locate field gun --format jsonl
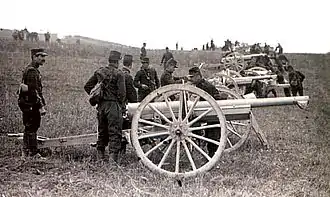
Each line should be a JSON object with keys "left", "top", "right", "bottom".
{"left": 8, "top": 84, "right": 309, "bottom": 179}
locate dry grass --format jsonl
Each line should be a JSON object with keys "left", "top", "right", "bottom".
{"left": 0, "top": 39, "right": 329, "bottom": 197}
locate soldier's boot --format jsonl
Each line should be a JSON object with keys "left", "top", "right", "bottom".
{"left": 21, "top": 149, "right": 30, "bottom": 161}
{"left": 97, "top": 149, "right": 106, "bottom": 161}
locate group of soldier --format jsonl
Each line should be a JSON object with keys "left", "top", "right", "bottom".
{"left": 18, "top": 45, "right": 226, "bottom": 163}
{"left": 17, "top": 41, "right": 304, "bottom": 164}
{"left": 12, "top": 29, "right": 51, "bottom": 43}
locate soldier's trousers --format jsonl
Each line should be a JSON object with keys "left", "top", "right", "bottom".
{"left": 291, "top": 85, "right": 303, "bottom": 96}
{"left": 284, "top": 88, "right": 291, "bottom": 97}
{"left": 205, "top": 128, "right": 220, "bottom": 157}
{"left": 23, "top": 109, "right": 41, "bottom": 156}
{"left": 96, "top": 101, "right": 123, "bottom": 154}
{"left": 138, "top": 91, "right": 152, "bottom": 102}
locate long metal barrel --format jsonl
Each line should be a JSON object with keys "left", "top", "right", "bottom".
{"left": 127, "top": 96, "right": 309, "bottom": 117}
{"left": 233, "top": 75, "right": 277, "bottom": 84}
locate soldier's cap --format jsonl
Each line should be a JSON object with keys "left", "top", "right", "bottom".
{"left": 31, "top": 48, "right": 48, "bottom": 56}
{"left": 165, "top": 58, "right": 178, "bottom": 68}
{"left": 108, "top": 50, "right": 122, "bottom": 61}
{"left": 123, "top": 54, "right": 133, "bottom": 62}
{"left": 141, "top": 57, "right": 149, "bottom": 63}
{"left": 188, "top": 66, "right": 201, "bottom": 76}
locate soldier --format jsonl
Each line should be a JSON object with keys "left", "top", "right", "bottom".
{"left": 288, "top": 65, "right": 305, "bottom": 96}
{"left": 276, "top": 66, "right": 291, "bottom": 97}
{"left": 275, "top": 43, "right": 283, "bottom": 54}
{"left": 188, "top": 67, "right": 223, "bottom": 157}
{"left": 122, "top": 55, "right": 137, "bottom": 103}
{"left": 121, "top": 54, "right": 137, "bottom": 154}
{"left": 134, "top": 57, "right": 160, "bottom": 102}
{"left": 84, "top": 50, "right": 126, "bottom": 163}
{"left": 18, "top": 48, "right": 48, "bottom": 159}
{"left": 176, "top": 42, "right": 178, "bottom": 50}
{"left": 160, "top": 47, "right": 174, "bottom": 68}
{"left": 140, "top": 43, "right": 147, "bottom": 60}
{"left": 44, "top": 32, "right": 51, "bottom": 43}
{"left": 160, "top": 58, "right": 186, "bottom": 86}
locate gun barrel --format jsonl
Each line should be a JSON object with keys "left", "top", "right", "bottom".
{"left": 127, "top": 96, "right": 309, "bottom": 118}
{"left": 233, "top": 75, "right": 277, "bottom": 85}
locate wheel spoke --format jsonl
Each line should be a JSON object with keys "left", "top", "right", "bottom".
{"left": 163, "top": 94, "right": 177, "bottom": 121}
{"left": 138, "top": 131, "right": 169, "bottom": 140}
{"left": 182, "top": 140, "right": 197, "bottom": 170}
{"left": 188, "top": 133, "right": 221, "bottom": 146}
{"left": 175, "top": 140, "right": 181, "bottom": 173}
{"left": 185, "top": 137, "right": 211, "bottom": 161}
{"left": 226, "top": 121, "right": 247, "bottom": 126}
{"left": 183, "top": 95, "right": 200, "bottom": 123}
{"left": 187, "top": 108, "right": 213, "bottom": 126}
{"left": 148, "top": 104, "right": 172, "bottom": 124}
{"left": 189, "top": 123, "right": 221, "bottom": 132}
{"left": 139, "top": 119, "right": 169, "bottom": 130}
{"left": 178, "top": 91, "right": 184, "bottom": 121}
{"left": 226, "top": 137, "right": 233, "bottom": 147}
{"left": 145, "top": 136, "right": 172, "bottom": 156}
{"left": 227, "top": 126, "right": 242, "bottom": 138}
{"left": 158, "top": 139, "right": 175, "bottom": 168}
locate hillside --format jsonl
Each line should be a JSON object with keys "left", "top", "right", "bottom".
{"left": 0, "top": 38, "right": 329, "bottom": 197}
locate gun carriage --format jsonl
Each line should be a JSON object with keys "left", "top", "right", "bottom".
{"left": 9, "top": 84, "right": 309, "bottom": 179}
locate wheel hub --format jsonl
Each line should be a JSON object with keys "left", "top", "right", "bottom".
{"left": 170, "top": 121, "right": 188, "bottom": 139}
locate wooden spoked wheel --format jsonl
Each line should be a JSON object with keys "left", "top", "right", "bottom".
{"left": 130, "top": 84, "right": 227, "bottom": 179}
{"left": 208, "top": 73, "right": 240, "bottom": 95}
{"left": 215, "top": 87, "right": 252, "bottom": 153}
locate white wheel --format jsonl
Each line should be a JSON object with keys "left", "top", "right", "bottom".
{"left": 215, "top": 88, "right": 251, "bottom": 153}
{"left": 130, "top": 84, "right": 227, "bottom": 179}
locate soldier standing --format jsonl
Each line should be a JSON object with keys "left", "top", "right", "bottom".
{"left": 160, "top": 47, "right": 174, "bottom": 68}
{"left": 121, "top": 54, "right": 137, "bottom": 154}
{"left": 122, "top": 55, "right": 137, "bottom": 103}
{"left": 134, "top": 57, "right": 160, "bottom": 101}
{"left": 84, "top": 51, "right": 126, "bottom": 163}
{"left": 140, "top": 43, "right": 147, "bottom": 60}
{"left": 160, "top": 58, "right": 186, "bottom": 86}
{"left": 18, "top": 48, "right": 48, "bottom": 159}
{"left": 275, "top": 43, "right": 283, "bottom": 54}
{"left": 188, "top": 67, "right": 222, "bottom": 157}
{"left": 288, "top": 65, "right": 305, "bottom": 96}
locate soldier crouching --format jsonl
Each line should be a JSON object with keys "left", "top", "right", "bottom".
{"left": 84, "top": 51, "right": 126, "bottom": 163}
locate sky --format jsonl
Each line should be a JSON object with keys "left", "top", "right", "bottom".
{"left": 1, "top": 0, "right": 329, "bottom": 53}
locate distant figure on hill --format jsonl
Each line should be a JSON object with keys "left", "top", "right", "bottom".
{"left": 210, "top": 39, "right": 215, "bottom": 51}
{"left": 44, "top": 32, "right": 51, "bottom": 43}
{"left": 206, "top": 43, "right": 209, "bottom": 50}
{"left": 176, "top": 42, "right": 178, "bottom": 50}
{"left": 275, "top": 43, "right": 283, "bottom": 54}
{"left": 140, "top": 43, "right": 147, "bottom": 60}
{"left": 202, "top": 45, "right": 205, "bottom": 50}
{"left": 12, "top": 30, "right": 19, "bottom": 41}
{"left": 161, "top": 47, "right": 174, "bottom": 68}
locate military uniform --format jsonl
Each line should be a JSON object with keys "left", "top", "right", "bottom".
{"left": 160, "top": 59, "right": 184, "bottom": 86}
{"left": 84, "top": 51, "right": 126, "bottom": 161}
{"left": 188, "top": 67, "right": 222, "bottom": 157}
{"left": 18, "top": 48, "right": 48, "bottom": 157}
{"left": 133, "top": 58, "right": 160, "bottom": 101}
{"left": 122, "top": 55, "right": 137, "bottom": 103}
{"left": 161, "top": 48, "right": 174, "bottom": 67}
{"left": 140, "top": 45, "right": 147, "bottom": 60}
{"left": 288, "top": 68, "right": 305, "bottom": 96}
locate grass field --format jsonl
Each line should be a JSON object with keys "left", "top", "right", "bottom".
{"left": 0, "top": 39, "right": 329, "bottom": 197}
